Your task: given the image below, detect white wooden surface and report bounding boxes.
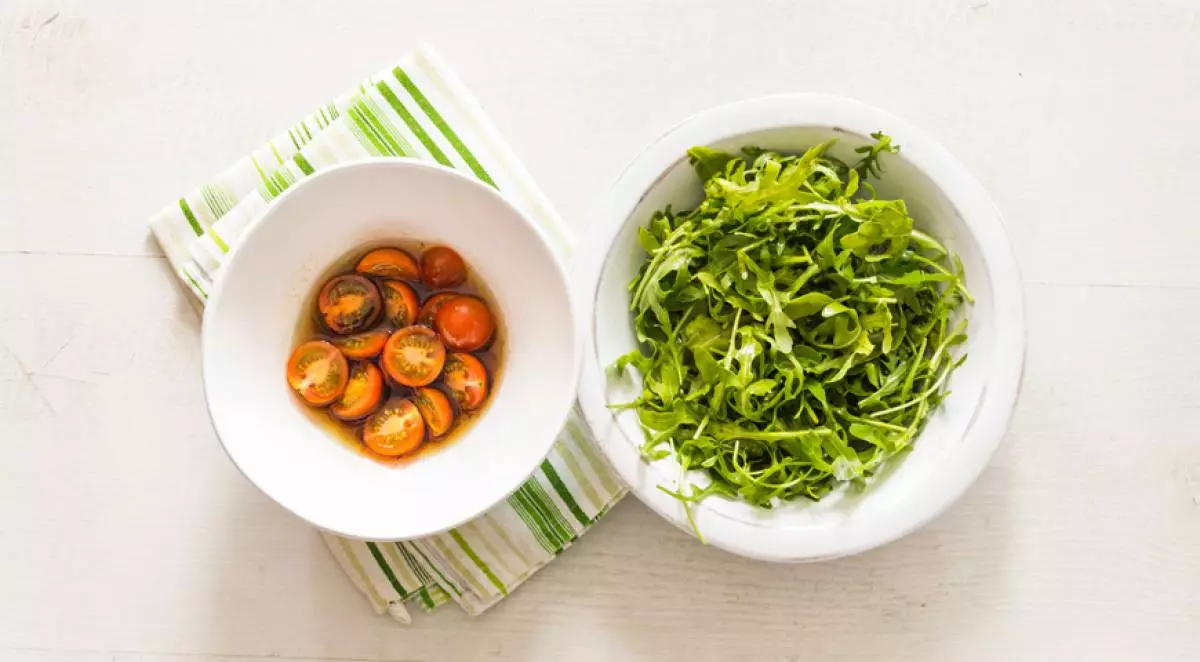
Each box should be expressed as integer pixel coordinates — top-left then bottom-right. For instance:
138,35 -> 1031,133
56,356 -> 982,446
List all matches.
2,0 -> 1199,660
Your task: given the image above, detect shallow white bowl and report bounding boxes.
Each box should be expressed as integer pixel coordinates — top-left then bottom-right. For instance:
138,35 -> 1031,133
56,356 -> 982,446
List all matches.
203,160 -> 579,541
576,95 -> 1024,562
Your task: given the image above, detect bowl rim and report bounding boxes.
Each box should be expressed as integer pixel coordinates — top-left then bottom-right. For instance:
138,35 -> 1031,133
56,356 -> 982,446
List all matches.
574,93 -> 1025,562
201,157 -> 583,541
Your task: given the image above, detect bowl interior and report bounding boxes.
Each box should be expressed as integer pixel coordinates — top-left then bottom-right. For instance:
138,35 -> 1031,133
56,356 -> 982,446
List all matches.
594,126 -> 996,540
203,161 -> 577,540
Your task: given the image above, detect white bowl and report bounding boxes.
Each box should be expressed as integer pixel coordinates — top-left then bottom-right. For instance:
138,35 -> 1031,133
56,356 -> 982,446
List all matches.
202,160 -> 579,541
576,95 -> 1024,562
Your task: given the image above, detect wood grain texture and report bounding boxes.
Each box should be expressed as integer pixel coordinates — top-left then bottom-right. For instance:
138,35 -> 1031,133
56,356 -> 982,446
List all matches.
2,0 -> 1199,660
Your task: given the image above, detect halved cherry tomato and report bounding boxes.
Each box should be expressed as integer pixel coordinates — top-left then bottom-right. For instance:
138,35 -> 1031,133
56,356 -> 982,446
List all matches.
362,398 -> 426,456
421,246 -> 467,288
413,386 -> 455,437
356,248 -> 420,281
318,274 -> 382,335
381,280 -> 419,327
286,340 -> 349,406
416,292 -> 457,327
434,295 -> 495,351
442,352 -> 489,410
331,328 -> 390,360
331,361 -> 385,421
382,326 -> 446,387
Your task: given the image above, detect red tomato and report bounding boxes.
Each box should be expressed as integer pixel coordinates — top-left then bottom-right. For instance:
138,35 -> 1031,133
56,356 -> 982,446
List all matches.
318,274 -> 382,335
331,328 -> 390,360
442,352 -> 489,410
381,326 -> 446,387
413,386 -> 455,437
434,295 -> 495,352
286,340 -> 349,406
416,292 -> 457,327
356,248 -> 420,281
362,398 -> 425,456
421,246 -> 467,288
380,280 -> 420,327
330,361 -> 385,421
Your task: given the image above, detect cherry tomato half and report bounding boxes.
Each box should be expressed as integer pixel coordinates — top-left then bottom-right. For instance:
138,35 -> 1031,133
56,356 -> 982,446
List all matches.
416,292 -> 457,328
330,361 -> 385,421
318,274 -> 382,335
421,246 -> 467,288
413,386 -> 455,437
442,352 -> 489,410
356,248 -> 420,281
381,280 -> 420,327
331,328 -> 390,360
434,295 -> 495,352
382,326 -> 446,387
362,398 -> 426,456
286,340 -> 349,406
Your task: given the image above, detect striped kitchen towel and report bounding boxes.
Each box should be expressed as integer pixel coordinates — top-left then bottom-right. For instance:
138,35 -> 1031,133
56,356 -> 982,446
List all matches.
148,45 -> 625,621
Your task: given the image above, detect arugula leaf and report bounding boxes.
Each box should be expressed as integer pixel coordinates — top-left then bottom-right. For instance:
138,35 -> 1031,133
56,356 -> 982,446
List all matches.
613,133 -> 971,529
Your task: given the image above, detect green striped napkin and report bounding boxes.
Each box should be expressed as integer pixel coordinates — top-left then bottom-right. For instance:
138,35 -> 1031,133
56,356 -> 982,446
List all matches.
149,46 -> 625,621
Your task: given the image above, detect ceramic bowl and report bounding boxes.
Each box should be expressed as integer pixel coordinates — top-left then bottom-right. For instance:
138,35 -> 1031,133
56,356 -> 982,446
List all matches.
576,95 -> 1024,562
203,159 -> 579,541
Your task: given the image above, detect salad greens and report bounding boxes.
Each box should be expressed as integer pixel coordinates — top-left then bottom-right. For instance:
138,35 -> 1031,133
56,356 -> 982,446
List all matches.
612,134 -> 971,537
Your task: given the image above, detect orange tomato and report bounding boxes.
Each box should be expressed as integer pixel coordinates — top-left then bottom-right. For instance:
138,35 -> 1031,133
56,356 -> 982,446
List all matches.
442,352 -> 489,410
380,280 -> 420,327
434,295 -> 495,352
362,398 -> 426,456
318,274 -> 382,335
381,326 -> 446,387
286,340 -> 349,406
413,386 -> 455,437
416,291 -> 457,328
356,248 -> 420,281
330,361 -> 385,421
420,246 -> 467,288
331,328 -> 390,360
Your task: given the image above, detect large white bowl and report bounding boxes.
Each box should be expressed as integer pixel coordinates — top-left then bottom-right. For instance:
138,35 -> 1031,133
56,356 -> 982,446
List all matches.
576,95 -> 1024,562
203,160 -> 579,541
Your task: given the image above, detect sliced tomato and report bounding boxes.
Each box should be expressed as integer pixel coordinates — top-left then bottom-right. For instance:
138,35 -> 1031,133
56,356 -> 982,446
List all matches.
442,352 -> 489,410
331,328 -> 390,360
355,247 -> 420,280
318,274 -> 382,335
286,340 -> 349,406
413,386 -> 455,437
434,295 -> 495,351
330,361 -> 385,421
420,246 -> 467,288
381,280 -> 420,327
362,398 -> 426,456
416,292 -> 457,327
382,326 -> 446,387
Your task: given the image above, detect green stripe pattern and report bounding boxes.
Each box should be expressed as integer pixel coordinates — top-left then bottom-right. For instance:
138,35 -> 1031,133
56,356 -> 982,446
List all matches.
147,47 -> 625,619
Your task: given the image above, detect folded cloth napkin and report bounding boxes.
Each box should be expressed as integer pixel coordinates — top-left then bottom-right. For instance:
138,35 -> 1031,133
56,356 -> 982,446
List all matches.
149,45 -> 625,621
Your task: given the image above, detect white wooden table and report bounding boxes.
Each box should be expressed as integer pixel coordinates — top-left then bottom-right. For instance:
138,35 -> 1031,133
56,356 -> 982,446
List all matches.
3,1 -> 1199,660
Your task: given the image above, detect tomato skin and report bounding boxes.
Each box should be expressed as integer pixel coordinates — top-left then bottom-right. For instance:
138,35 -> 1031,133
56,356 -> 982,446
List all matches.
331,329 -> 390,360
416,292 -> 457,328
330,361 -> 385,421
442,352 -> 489,410
421,246 -> 467,288
318,275 -> 382,335
286,340 -> 349,406
434,296 -> 495,352
381,280 -> 420,327
362,398 -> 426,456
356,248 -> 420,281
382,326 -> 447,387
413,386 -> 455,437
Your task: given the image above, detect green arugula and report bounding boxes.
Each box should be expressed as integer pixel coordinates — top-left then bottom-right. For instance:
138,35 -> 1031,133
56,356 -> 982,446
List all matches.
611,134 -> 971,539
